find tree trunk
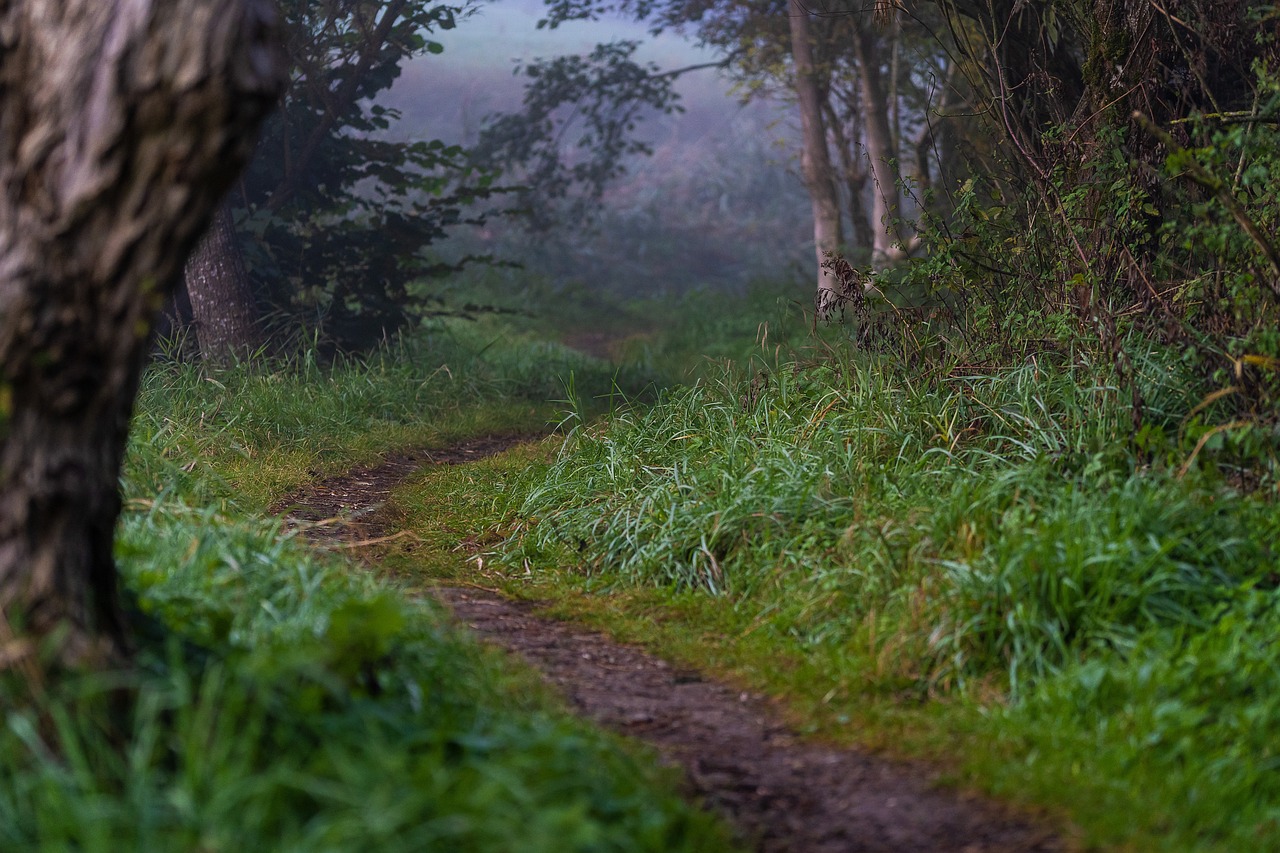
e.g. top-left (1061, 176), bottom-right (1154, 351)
top-left (0, 0), bottom-right (284, 676)
top-left (852, 27), bottom-right (908, 266)
top-left (824, 99), bottom-right (875, 253)
top-left (185, 200), bottom-right (265, 363)
top-left (788, 0), bottom-right (846, 317)
top-left (153, 282), bottom-right (197, 361)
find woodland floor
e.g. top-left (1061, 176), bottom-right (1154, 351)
top-left (272, 434), bottom-right (1069, 853)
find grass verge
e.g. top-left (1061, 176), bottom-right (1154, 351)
top-left (0, 323), bottom-right (737, 852)
top-left (388, 332), bottom-right (1280, 852)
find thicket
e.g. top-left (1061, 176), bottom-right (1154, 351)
top-left (901, 2), bottom-right (1280, 423)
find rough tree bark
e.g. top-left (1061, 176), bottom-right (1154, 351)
top-left (0, 0), bottom-right (285, 674)
top-left (185, 200), bottom-right (265, 363)
top-left (788, 0), bottom-right (846, 317)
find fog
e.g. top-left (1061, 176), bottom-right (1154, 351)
top-left (380, 0), bottom-right (813, 296)
top-left (384, 0), bottom-right (724, 144)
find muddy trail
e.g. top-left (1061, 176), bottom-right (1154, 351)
top-left (274, 435), bottom-right (1068, 853)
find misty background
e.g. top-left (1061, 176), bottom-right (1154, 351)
top-left (381, 0), bottom-right (814, 298)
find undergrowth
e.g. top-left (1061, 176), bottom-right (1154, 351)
top-left (129, 319), bottom-right (662, 510)
top-left (495, 336), bottom-right (1280, 850)
top-left (0, 324), bottom-right (734, 852)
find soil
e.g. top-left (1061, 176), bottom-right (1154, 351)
top-left (274, 435), bottom-right (1069, 853)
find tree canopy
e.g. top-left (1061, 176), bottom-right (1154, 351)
top-left (237, 0), bottom-right (502, 350)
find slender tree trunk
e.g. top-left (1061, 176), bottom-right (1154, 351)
top-left (185, 200), bottom-right (264, 363)
top-left (0, 0), bottom-right (284, 676)
top-left (888, 10), bottom-right (902, 157)
top-left (852, 27), bottom-right (907, 266)
top-left (823, 99), bottom-right (875, 252)
top-left (788, 0), bottom-right (846, 316)
top-left (154, 284), bottom-right (196, 361)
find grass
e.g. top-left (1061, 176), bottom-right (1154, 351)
top-left (385, 305), bottom-right (1280, 852)
top-left (0, 317), bottom-right (738, 852)
top-left (128, 320), bottom-right (663, 510)
top-left (0, 501), bottom-right (730, 851)
top-left (12, 272), bottom-right (1279, 850)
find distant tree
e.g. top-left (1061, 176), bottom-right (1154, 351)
top-left (0, 0), bottom-right (284, 675)
top-left (787, 0), bottom-right (846, 313)
top-left (185, 201), bottom-right (266, 363)
top-left (473, 39), bottom-right (700, 229)
top-left (467, 110), bottom-right (814, 296)
top-left (184, 0), bottom-right (498, 355)
top-left (481, 0), bottom-right (966, 314)
top-left (693, 2), bottom-right (965, 287)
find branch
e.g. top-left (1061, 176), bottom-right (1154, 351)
top-left (652, 58), bottom-right (731, 80)
top-left (1134, 110), bottom-right (1280, 304)
top-left (268, 0), bottom-right (411, 212)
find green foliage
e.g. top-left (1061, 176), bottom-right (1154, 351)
top-left (1007, 589), bottom-right (1280, 846)
top-left (0, 322), bottom-right (736, 852)
top-left (239, 0), bottom-right (505, 351)
top-left (1153, 107), bottom-right (1280, 385)
top-left (475, 40), bottom-right (684, 230)
top-left (908, 56), bottom-right (1280, 438)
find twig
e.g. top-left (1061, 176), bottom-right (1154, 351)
top-left (454, 580), bottom-right (506, 595)
top-left (1169, 111), bottom-right (1279, 127)
top-left (1178, 419), bottom-right (1252, 479)
top-left (327, 529), bottom-right (421, 549)
top-left (1133, 110), bottom-right (1280, 302)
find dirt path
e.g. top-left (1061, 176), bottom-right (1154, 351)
top-left (274, 435), bottom-right (1068, 853)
